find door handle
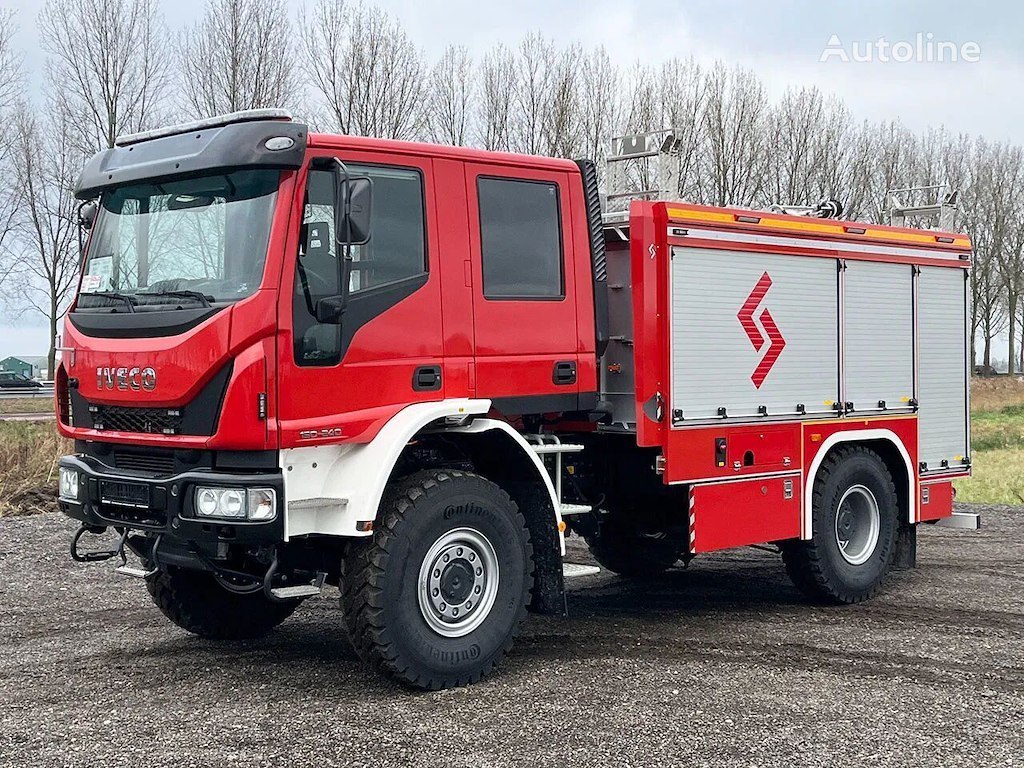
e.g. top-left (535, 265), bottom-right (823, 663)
top-left (552, 361), bottom-right (577, 386)
top-left (413, 365), bottom-right (442, 392)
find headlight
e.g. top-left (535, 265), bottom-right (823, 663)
top-left (59, 467), bottom-right (80, 501)
top-left (193, 487), bottom-right (277, 522)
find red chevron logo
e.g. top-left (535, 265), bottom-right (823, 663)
top-left (737, 272), bottom-right (786, 389)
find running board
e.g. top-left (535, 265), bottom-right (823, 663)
top-left (115, 563), bottom-right (158, 579)
top-left (932, 511), bottom-right (981, 530)
top-left (269, 572), bottom-right (326, 600)
top-left (562, 563), bottom-right (600, 579)
top-left (560, 503), bottom-right (592, 516)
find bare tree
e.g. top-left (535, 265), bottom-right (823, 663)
top-left (181, 0), bottom-right (298, 118)
top-left (300, 1), bottom-right (426, 140)
top-left (576, 46), bottom-right (621, 165)
top-left (510, 33), bottom-right (556, 155)
top-left (428, 46), bottom-right (475, 146)
top-left (0, 9), bottom-right (24, 267)
top-left (700, 63), bottom-right (770, 207)
top-left (39, 0), bottom-right (170, 152)
top-left (478, 45), bottom-right (516, 151)
top-left (9, 105), bottom-right (84, 378)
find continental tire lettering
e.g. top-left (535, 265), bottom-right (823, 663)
top-left (443, 503), bottom-right (485, 519)
top-left (426, 642), bottom-right (481, 665)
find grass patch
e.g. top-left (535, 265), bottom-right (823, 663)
top-left (956, 447), bottom-right (1024, 505)
top-left (0, 396), bottom-right (55, 415)
top-left (0, 421), bottom-right (69, 516)
top-left (958, 377), bottom-right (1024, 505)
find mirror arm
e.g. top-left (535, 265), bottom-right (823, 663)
top-left (332, 158), bottom-right (354, 317)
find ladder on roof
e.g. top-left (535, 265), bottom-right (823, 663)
top-left (604, 130), bottom-right (682, 217)
top-left (525, 434), bottom-right (592, 517)
top-left (887, 184), bottom-right (959, 230)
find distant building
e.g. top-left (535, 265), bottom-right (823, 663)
top-left (0, 356), bottom-right (49, 379)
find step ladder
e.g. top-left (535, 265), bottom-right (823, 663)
top-left (525, 434), bottom-right (592, 517)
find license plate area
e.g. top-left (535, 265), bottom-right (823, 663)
top-left (100, 480), bottom-right (151, 509)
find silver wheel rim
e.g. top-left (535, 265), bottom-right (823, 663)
top-left (417, 527), bottom-right (499, 638)
top-left (834, 484), bottom-right (881, 566)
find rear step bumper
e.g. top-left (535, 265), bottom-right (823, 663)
top-left (931, 511), bottom-right (981, 530)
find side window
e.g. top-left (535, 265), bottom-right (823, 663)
top-left (293, 162), bottom-right (427, 366)
top-left (477, 177), bottom-right (563, 299)
top-left (347, 164), bottom-right (426, 293)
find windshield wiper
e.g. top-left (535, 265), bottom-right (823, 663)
top-left (84, 291), bottom-right (137, 313)
top-left (139, 290), bottom-right (214, 308)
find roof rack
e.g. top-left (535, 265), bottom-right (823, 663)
top-left (115, 108), bottom-right (293, 147)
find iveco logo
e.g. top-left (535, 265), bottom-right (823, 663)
top-left (96, 366), bottom-right (157, 392)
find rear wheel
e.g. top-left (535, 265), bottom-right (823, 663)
top-left (782, 445), bottom-right (899, 603)
top-left (340, 470), bottom-right (533, 690)
top-left (146, 567), bottom-right (300, 640)
top-left (584, 513), bottom-right (686, 578)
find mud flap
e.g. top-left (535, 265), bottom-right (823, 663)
top-left (892, 522), bottom-right (917, 570)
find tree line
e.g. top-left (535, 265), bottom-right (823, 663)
top-left (0, 0), bottom-right (1019, 376)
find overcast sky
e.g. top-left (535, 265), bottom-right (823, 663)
top-left (2, 0), bottom-right (1022, 358)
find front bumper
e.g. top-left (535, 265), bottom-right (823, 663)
top-left (57, 453), bottom-right (285, 547)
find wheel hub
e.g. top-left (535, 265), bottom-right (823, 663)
top-left (418, 528), bottom-right (499, 638)
top-left (834, 484), bottom-right (881, 566)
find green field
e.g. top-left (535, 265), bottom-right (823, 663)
top-left (0, 420), bottom-right (67, 516)
top-left (0, 396), bottom-right (55, 415)
top-left (956, 377), bottom-right (1024, 505)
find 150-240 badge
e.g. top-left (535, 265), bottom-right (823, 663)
top-left (299, 427), bottom-right (343, 440)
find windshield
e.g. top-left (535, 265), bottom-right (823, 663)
top-left (78, 170), bottom-right (279, 310)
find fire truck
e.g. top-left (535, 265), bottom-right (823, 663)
top-left (56, 110), bottom-right (976, 689)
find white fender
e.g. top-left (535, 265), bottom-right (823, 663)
top-left (803, 428), bottom-right (915, 538)
top-left (282, 399), bottom-right (491, 540)
top-left (281, 399), bottom-right (564, 555)
top-left (444, 417), bottom-right (565, 555)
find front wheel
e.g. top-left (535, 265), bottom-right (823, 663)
top-left (782, 445), bottom-right (899, 603)
top-left (146, 567), bottom-right (301, 639)
top-left (340, 470), bottom-right (533, 690)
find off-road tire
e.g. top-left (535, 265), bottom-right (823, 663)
top-left (781, 445), bottom-right (899, 604)
top-left (340, 470), bottom-right (533, 690)
top-left (584, 515), bottom-right (684, 578)
top-left (146, 567), bottom-right (300, 639)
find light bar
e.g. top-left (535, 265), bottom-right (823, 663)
top-left (115, 108), bottom-right (293, 147)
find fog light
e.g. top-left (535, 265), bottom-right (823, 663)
top-left (194, 486), bottom-right (247, 519)
top-left (247, 488), bottom-right (277, 521)
top-left (194, 486), bottom-right (276, 521)
top-left (196, 488), bottom-right (219, 516)
top-left (59, 467), bottom-right (80, 501)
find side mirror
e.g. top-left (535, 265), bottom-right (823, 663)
top-left (314, 294), bottom-right (345, 325)
top-left (78, 200), bottom-right (98, 230)
top-left (336, 175), bottom-right (372, 245)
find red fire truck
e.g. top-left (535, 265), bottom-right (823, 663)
top-left (56, 110), bottom-right (976, 689)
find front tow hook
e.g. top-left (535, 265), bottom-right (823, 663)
top-left (70, 525), bottom-right (160, 579)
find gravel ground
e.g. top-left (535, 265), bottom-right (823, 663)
top-left (1, 504), bottom-right (1021, 768)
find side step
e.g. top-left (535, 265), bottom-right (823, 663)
top-left (560, 502), bottom-right (592, 516)
top-left (269, 572), bottom-right (327, 600)
top-left (526, 434), bottom-right (593, 518)
top-left (563, 563), bottom-right (600, 579)
top-left (932, 511), bottom-right (981, 530)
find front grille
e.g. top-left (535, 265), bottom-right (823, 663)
top-left (91, 405), bottom-right (183, 435)
top-left (113, 451), bottom-right (176, 474)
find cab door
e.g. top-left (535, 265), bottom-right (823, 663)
top-left (276, 149), bottom-right (443, 446)
top-left (464, 164), bottom-right (581, 414)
